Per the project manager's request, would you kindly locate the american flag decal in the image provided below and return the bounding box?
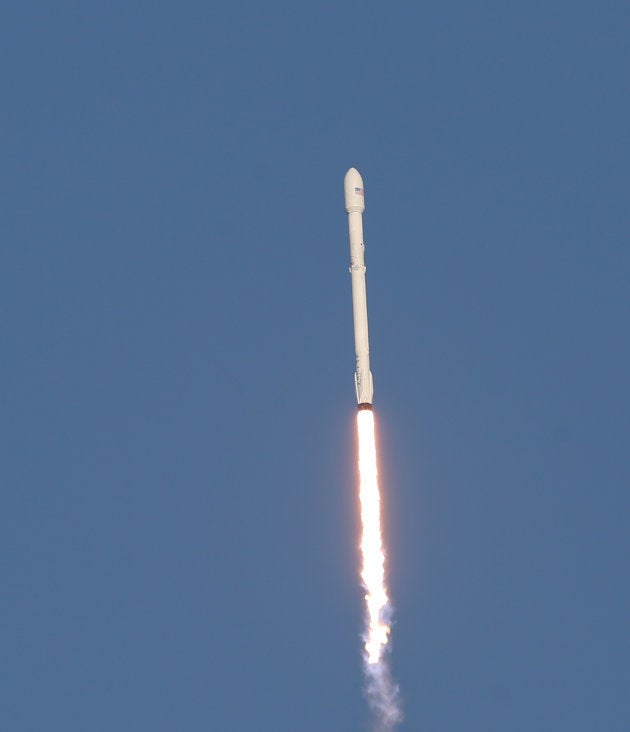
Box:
[354,187,364,196]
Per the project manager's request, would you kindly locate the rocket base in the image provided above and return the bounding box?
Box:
[357,403,373,411]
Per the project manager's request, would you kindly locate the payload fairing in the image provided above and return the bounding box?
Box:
[344,168,374,410]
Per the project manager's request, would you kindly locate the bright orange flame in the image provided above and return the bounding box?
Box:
[357,409,391,665]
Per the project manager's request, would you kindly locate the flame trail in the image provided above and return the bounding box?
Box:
[357,409,402,730]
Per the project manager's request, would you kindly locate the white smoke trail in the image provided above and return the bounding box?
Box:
[357,409,402,730]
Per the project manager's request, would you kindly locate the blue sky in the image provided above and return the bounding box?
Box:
[2,2,629,730]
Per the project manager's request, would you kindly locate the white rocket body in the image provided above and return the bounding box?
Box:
[344,168,374,408]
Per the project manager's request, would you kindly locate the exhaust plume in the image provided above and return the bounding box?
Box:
[357,409,402,730]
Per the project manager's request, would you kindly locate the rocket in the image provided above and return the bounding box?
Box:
[344,167,374,410]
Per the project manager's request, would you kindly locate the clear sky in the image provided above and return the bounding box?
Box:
[3,2,629,730]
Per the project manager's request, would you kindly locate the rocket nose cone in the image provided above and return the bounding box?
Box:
[344,167,365,213]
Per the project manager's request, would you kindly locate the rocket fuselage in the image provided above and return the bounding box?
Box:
[344,168,374,409]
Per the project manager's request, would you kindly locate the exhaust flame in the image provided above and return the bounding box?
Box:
[357,409,402,729]
[357,410,390,663]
